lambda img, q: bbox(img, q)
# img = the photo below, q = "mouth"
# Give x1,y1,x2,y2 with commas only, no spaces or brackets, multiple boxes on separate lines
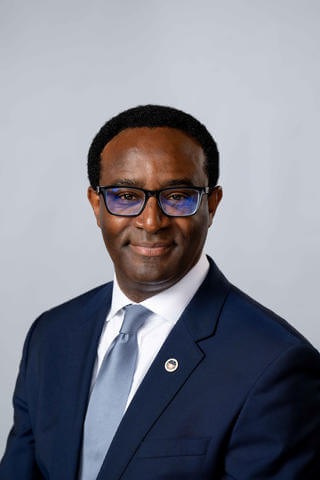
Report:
129,242,174,257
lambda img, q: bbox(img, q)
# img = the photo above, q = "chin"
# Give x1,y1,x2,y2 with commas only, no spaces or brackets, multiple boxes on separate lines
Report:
131,268,169,285
127,261,178,286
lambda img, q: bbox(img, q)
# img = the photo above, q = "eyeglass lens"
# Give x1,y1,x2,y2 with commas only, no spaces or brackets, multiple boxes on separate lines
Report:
105,187,200,216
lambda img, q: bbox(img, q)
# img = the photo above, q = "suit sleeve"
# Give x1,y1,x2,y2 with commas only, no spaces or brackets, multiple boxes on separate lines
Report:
0,316,44,480
223,343,320,480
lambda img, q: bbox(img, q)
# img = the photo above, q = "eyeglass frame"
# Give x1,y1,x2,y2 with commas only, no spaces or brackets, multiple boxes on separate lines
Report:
96,185,214,217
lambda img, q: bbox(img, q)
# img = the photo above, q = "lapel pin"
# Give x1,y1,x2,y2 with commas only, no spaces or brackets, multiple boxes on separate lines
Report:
165,358,179,372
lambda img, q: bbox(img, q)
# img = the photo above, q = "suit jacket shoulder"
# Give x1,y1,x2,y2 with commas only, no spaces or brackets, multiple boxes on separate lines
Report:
28,281,113,339
221,283,317,358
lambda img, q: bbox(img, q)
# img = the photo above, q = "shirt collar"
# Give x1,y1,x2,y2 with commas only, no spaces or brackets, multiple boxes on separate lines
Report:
108,252,209,325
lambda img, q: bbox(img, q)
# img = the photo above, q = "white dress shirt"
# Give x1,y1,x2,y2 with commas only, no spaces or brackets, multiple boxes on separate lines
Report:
90,253,210,413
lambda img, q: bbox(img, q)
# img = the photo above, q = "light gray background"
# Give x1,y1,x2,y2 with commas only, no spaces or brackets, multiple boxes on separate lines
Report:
1,0,319,454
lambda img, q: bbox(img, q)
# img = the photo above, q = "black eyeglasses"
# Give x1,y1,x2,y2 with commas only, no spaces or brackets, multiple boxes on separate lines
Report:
96,185,212,217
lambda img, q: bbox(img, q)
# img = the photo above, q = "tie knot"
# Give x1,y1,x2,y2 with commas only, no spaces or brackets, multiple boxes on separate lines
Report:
120,304,150,335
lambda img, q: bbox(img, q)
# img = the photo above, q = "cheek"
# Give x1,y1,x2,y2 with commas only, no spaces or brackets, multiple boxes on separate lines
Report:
100,214,129,250
175,210,210,242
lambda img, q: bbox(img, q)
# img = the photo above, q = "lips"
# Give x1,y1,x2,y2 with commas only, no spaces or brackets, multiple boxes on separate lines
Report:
129,242,174,257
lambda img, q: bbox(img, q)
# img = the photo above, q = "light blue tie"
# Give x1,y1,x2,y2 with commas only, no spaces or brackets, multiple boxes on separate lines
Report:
78,304,150,480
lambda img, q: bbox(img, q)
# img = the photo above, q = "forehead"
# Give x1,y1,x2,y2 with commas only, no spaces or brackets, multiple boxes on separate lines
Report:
100,127,207,185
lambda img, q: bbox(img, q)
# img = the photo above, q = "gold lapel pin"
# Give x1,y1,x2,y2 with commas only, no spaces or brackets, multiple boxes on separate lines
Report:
165,358,179,372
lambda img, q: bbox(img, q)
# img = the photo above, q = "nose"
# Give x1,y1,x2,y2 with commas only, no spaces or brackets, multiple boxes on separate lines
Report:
134,196,170,233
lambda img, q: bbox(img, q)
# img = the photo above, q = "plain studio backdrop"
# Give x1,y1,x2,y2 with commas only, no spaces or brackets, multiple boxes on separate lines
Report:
0,0,319,454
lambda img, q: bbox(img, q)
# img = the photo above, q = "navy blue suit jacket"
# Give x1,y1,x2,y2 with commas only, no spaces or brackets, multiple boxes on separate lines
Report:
1,258,320,479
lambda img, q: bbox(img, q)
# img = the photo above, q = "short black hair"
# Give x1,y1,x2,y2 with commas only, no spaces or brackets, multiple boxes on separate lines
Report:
87,104,219,190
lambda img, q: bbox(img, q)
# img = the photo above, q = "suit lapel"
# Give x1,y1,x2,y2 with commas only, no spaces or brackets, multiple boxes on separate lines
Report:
51,283,113,480
97,257,230,480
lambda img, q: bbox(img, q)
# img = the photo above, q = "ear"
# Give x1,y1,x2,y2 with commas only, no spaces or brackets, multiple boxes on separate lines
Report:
208,186,223,227
87,187,101,228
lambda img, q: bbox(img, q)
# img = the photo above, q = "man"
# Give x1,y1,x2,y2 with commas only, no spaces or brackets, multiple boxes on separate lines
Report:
1,105,319,479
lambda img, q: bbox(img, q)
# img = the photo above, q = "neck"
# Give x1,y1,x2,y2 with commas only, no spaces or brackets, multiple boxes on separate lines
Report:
116,276,183,303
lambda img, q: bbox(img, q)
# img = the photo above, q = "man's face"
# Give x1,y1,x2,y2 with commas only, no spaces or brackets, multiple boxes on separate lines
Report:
88,127,222,300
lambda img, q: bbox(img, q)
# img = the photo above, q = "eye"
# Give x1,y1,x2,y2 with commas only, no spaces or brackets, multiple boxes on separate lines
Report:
170,194,185,200
166,192,190,201
118,192,137,201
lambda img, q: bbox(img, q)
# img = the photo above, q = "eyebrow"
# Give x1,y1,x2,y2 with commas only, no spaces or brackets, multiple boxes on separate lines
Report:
111,178,139,186
164,178,195,187
109,178,195,187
